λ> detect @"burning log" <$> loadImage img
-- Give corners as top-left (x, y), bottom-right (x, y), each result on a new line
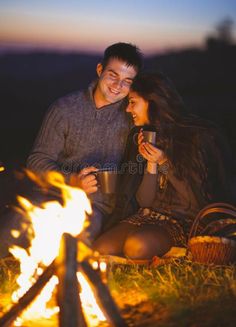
top-left (0, 259), bottom-right (56, 327)
top-left (56, 233), bottom-right (87, 327)
top-left (79, 260), bottom-right (128, 327)
top-left (0, 173), bottom-right (128, 326)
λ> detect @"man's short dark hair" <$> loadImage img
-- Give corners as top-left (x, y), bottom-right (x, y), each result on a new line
top-left (102, 42), bottom-right (143, 72)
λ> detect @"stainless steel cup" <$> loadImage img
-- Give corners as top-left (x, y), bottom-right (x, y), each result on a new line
top-left (96, 170), bottom-right (117, 194)
top-left (142, 131), bottom-right (157, 145)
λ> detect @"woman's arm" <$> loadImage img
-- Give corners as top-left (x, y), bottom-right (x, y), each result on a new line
top-left (136, 166), bottom-right (158, 207)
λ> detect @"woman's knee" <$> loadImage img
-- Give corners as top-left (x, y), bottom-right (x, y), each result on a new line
top-left (92, 223), bottom-right (137, 255)
top-left (123, 227), bottom-right (173, 260)
top-left (93, 233), bottom-right (119, 255)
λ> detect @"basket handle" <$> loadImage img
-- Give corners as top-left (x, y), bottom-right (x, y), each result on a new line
top-left (188, 202), bottom-right (236, 241)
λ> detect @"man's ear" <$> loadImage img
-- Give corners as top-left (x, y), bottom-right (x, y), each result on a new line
top-left (96, 63), bottom-right (103, 77)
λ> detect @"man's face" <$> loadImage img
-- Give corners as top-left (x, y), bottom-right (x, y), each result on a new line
top-left (95, 58), bottom-right (137, 107)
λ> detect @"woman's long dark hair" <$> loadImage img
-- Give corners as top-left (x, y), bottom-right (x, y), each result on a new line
top-left (104, 73), bottom-right (233, 230)
top-left (130, 72), bottom-right (214, 185)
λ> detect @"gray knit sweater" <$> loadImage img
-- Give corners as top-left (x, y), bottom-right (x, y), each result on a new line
top-left (27, 81), bottom-right (131, 214)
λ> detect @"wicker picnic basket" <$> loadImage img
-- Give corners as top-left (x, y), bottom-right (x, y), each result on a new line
top-left (188, 202), bottom-right (236, 265)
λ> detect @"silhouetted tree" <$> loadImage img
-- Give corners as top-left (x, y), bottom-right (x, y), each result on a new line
top-left (206, 17), bottom-right (235, 50)
top-left (216, 17), bottom-right (234, 44)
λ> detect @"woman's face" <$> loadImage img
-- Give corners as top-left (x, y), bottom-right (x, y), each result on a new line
top-left (126, 91), bottom-right (150, 126)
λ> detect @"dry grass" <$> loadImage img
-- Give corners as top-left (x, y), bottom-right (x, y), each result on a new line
top-left (107, 259), bottom-right (236, 326)
top-left (1, 257), bottom-right (236, 326)
top-left (0, 256), bottom-right (20, 313)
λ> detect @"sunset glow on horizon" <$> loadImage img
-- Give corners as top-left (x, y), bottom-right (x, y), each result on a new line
top-left (0, 0), bottom-right (236, 55)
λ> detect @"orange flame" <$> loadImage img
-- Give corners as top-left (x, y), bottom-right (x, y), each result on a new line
top-left (9, 171), bottom-right (106, 326)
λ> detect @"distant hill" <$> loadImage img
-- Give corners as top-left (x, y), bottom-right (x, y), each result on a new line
top-left (0, 46), bottom-right (235, 168)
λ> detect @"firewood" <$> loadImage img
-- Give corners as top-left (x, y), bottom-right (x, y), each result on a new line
top-left (0, 260), bottom-right (56, 327)
top-left (56, 233), bottom-right (87, 327)
top-left (79, 260), bottom-right (128, 327)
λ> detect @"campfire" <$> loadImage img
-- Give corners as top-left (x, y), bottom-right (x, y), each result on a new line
top-left (0, 171), bottom-right (127, 327)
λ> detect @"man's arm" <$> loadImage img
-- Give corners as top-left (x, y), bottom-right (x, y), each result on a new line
top-left (27, 103), bottom-right (67, 172)
top-left (27, 103), bottom-right (99, 194)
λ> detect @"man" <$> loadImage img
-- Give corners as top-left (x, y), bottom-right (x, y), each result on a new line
top-left (27, 42), bottom-right (142, 241)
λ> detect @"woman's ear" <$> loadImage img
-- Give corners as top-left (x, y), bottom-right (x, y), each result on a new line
top-left (96, 63), bottom-right (103, 77)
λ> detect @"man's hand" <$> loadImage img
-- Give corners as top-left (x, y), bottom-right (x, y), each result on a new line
top-left (69, 167), bottom-right (98, 194)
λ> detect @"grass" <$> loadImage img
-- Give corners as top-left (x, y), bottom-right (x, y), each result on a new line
top-left (107, 259), bottom-right (236, 326)
top-left (0, 256), bottom-right (20, 313)
top-left (0, 257), bottom-right (236, 326)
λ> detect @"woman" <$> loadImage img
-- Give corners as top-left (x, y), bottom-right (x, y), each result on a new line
top-left (93, 73), bottom-right (233, 259)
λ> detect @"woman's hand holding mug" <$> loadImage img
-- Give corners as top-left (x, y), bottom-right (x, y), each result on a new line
top-left (138, 129), bottom-right (167, 173)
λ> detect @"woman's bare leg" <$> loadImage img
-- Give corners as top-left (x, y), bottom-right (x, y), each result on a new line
top-left (92, 222), bottom-right (139, 256)
top-left (123, 225), bottom-right (173, 260)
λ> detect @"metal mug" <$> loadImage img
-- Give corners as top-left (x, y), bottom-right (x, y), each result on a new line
top-left (95, 170), bottom-right (118, 194)
top-left (142, 131), bottom-right (157, 145)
